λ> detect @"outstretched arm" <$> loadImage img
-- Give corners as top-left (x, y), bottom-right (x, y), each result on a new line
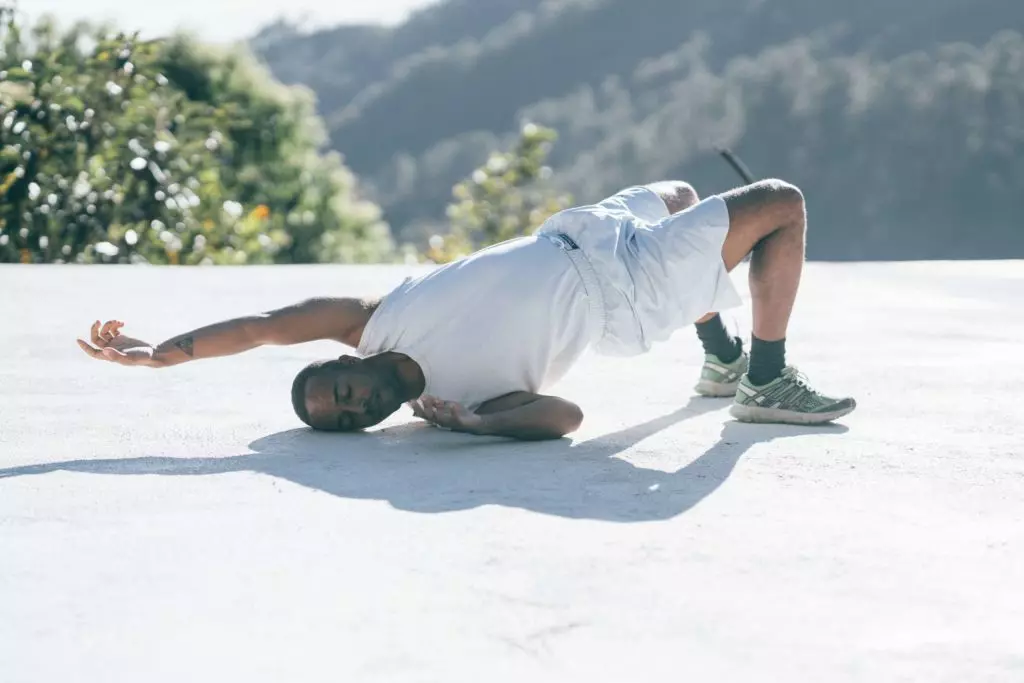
top-left (414, 392), bottom-right (583, 441)
top-left (77, 297), bottom-right (374, 368)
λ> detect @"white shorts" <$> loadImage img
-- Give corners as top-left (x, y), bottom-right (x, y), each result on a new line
top-left (536, 186), bottom-right (741, 357)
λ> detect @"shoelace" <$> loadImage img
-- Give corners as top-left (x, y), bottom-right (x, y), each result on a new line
top-left (785, 367), bottom-right (821, 396)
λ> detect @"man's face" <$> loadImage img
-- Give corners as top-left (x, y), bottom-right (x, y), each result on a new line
top-left (303, 360), bottom-right (402, 431)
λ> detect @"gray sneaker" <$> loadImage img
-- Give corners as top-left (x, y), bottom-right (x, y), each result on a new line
top-left (730, 366), bottom-right (856, 424)
top-left (695, 350), bottom-right (749, 397)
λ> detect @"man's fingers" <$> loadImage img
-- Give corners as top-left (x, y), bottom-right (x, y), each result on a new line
top-left (435, 402), bottom-right (458, 424)
top-left (440, 400), bottom-right (461, 417)
top-left (422, 398), bottom-right (467, 431)
top-left (99, 320), bottom-right (121, 341)
top-left (90, 320), bottom-right (124, 345)
top-left (419, 396), bottom-right (467, 427)
top-left (423, 398), bottom-right (444, 423)
top-left (77, 338), bottom-right (105, 359)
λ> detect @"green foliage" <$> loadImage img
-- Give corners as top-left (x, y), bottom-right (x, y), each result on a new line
top-left (0, 8), bottom-right (391, 264)
top-left (426, 123), bottom-right (571, 263)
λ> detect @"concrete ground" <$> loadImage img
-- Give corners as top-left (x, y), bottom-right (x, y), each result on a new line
top-left (1, 261), bottom-right (1022, 682)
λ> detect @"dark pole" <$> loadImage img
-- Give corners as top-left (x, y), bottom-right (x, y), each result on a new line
top-left (717, 147), bottom-right (755, 184)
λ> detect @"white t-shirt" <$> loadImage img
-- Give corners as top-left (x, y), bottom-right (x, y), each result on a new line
top-left (357, 235), bottom-right (591, 410)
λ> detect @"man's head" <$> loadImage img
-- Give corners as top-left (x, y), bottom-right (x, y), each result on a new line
top-left (291, 355), bottom-right (404, 431)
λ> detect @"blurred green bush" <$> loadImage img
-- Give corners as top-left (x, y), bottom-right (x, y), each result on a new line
top-left (0, 8), bottom-right (393, 264)
top-left (426, 123), bottom-right (572, 263)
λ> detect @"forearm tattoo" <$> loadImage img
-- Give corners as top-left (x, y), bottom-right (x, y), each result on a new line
top-left (173, 336), bottom-right (195, 357)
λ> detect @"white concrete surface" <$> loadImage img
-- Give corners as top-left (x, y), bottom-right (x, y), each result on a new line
top-left (1, 261), bottom-right (1022, 682)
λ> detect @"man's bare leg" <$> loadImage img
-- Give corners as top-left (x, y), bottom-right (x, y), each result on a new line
top-left (714, 179), bottom-right (855, 422)
top-left (718, 179), bottom-right (805, 342)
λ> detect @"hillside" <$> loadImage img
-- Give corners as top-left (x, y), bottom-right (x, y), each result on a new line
top-left (254, 0), bottom-right (1024, 259)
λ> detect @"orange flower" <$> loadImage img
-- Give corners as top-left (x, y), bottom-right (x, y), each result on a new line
top-left (252, 204), bottom-right (270, 220)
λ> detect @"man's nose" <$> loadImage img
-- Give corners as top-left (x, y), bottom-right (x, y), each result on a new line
top-left (341, 394), bottom-right (369, 411)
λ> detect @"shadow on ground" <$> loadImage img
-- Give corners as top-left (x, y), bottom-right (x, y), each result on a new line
top-left (1, 398), bottom-right (847, 522)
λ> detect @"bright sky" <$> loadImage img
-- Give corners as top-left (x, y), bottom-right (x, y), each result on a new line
top-left (23, 0), bottom-right (436, 43)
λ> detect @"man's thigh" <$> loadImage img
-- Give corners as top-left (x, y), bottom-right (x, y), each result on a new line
top-left (716, 179), bottom-right (804, 270)
top-left (625, 195), bottom-right (742, 340)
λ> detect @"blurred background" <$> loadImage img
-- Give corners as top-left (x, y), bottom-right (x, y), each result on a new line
top-left (3, 0), bottom-right (1022, 266)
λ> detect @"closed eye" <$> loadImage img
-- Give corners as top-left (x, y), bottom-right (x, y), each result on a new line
top-left (333, 384), bottom-right (352, 405)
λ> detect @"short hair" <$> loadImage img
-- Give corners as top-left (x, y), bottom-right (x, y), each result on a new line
top-left (291, 359), bottom-right (341, 427)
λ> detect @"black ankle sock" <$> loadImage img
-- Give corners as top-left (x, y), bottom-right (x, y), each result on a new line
top-left (694, 314), bottom-right (742, 363)
top-left (748, 336), bottom-right (786, 385)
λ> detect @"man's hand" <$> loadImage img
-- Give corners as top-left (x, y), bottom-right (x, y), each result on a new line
top-left (77, 320), bottom-right (159, 367)
top-left (412, 396), bottom-right (486, 434)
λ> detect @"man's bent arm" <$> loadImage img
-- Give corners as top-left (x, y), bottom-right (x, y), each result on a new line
top-left (151, 297), bottom-right (372, 367)
top-left (473, 392), bottom-right (583, 441)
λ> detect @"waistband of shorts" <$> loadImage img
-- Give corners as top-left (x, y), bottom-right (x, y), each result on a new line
top-left (540, 232), bottom-right (608, 344)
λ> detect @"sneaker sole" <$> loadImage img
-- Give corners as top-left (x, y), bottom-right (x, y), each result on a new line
top-left (729, 400), bottom-right (856, 425)
top-left (695, 379), bottom-right (740, 398)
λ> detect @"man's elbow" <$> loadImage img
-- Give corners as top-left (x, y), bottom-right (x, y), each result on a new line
top-left (545, 401), bottom-right (583, 439)
top-left (561, 402), bottom-right (585, 434)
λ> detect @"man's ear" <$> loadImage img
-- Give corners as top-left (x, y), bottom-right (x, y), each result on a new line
top-left (338, 354), bottom-right (360, 365)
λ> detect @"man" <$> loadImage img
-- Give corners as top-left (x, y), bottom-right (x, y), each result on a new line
top-left (78, 178), bottom-right (856, 441)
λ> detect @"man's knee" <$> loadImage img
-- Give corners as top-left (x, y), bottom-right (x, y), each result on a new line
top-left (767, 180), bottom-right (806, 237)
top-left (753, 179), bottom-right (804, 215)
top-left (647, 180), bottom-right (700, 214)
top-left (722, 178), bottom-right (805, 227)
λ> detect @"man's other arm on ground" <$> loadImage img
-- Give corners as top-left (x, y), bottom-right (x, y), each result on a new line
top-left (77, 297), bottom-right (373, 368)
top-left (415, 392), bottom-right (583, 441)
